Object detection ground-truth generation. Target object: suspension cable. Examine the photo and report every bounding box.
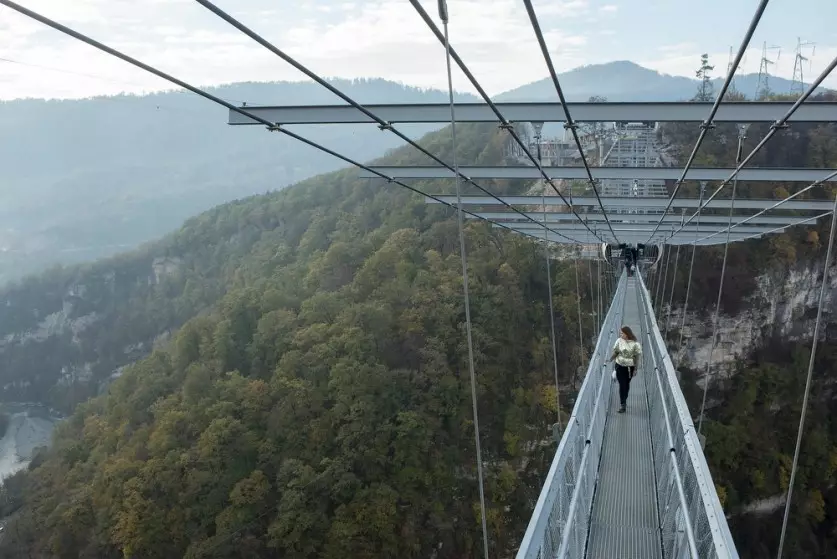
[646,0,768,242]
[736,211,834,243]
[194,0,581,245]
[438,3,489,557]
[597,257,603,337]
[668,54,837,242]
[574,245,586,383]
[776,195,837,559]
[658,234,673,314]
[407,0,609,244]
[521,0,620,243]
[588,257,598,336]
[663,210,687,340]
[676,183,707,366]
[541,160,562,432]
[654,243,669,311]
[651,248,662,307]
[697,129,746,436]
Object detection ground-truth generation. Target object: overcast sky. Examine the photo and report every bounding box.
[1,0,836,101]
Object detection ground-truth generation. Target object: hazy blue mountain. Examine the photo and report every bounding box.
[501,60,818,101]
[0,79,476,284]
[1,61,819,285]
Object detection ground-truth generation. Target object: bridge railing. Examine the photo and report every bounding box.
[636,273,739,559]
[516,271,626,559]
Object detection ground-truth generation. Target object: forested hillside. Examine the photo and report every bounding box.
[2,91,837,557]
[0,122,599,558]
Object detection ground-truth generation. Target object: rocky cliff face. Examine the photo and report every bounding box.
[0,254,186,411]
[667,260,837,376]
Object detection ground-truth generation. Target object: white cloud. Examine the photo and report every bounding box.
[1,0,835,101]
[658,42,698,55]
[536,0,590,18]
[0,0,596,100]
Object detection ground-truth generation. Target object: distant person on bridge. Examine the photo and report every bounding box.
[609,326,642,413]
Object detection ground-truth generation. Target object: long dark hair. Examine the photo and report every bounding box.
[621,326,637,341]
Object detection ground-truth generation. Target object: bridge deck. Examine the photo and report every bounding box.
[586,278,662,559]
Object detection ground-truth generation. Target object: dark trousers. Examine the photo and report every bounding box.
[615,364,634,406]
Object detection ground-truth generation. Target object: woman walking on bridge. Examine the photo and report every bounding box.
[609,326,642,414]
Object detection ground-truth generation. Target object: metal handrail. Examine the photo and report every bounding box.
[516,271,626,559]
[635,280,700,557]
[555,361,609,558]
[636,272,739,558]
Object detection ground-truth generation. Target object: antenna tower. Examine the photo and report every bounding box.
[755,41,781,99]
[790,37,816,95]
[726,46,748,97]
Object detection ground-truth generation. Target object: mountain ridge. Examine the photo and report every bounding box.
[0,59,824,288]
[500,60,823,101]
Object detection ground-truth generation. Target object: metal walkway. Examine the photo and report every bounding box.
[517,270,738,559]
[586,278,662,559]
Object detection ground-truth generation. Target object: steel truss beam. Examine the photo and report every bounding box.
[521,230,770,245]
[500,223,783,234]
[466,212,814,226]
[360,166,837,182]
[425,196,834,211]
[228,101,837,125]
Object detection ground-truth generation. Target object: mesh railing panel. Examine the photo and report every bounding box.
[636,274,739,559]
[516,272,627,559]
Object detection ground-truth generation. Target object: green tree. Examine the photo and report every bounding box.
[695,53,715,101]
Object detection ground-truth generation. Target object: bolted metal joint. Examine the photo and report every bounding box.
[563,121,578,131]
[267,123,282,132]
[498,121,514,131]
[377,121,393,131]
[771,121,790,131]
[699,120,716,131]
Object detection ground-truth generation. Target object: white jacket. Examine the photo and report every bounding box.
[613,338,641,367]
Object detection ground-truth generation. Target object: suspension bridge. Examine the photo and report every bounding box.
[4,0,837,557]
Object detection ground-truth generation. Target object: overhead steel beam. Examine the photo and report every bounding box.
[466,212,814,226]
[425,196,835,211]
[498,223,780,234]
[522,230,769,243]
[500,227,771,240]
[228,101,837,125]
[506,225,765,236]
[360,166,837,182]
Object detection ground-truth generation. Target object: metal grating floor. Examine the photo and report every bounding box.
[586,278,662,559]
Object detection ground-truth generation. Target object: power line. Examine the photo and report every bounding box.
[407,0,608,245]
[646,0,770,243]
[194,0,579,245]
[521,0,619,244]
